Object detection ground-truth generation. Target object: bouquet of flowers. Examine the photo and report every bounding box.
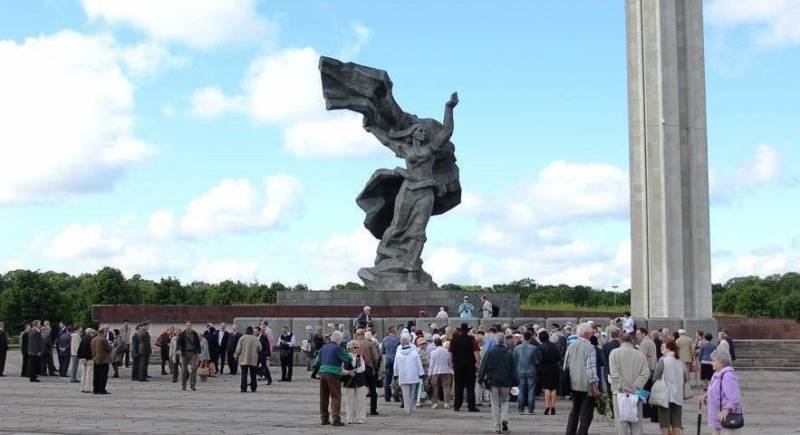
[594,394,611,416]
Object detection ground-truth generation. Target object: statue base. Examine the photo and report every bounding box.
[357,267,437,291]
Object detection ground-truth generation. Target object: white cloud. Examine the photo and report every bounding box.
[179,175,303,237]
[120,41,183,76]
[460,161,627,230]
[284,112,381,157]
[43,223,125,259]
[707,0,800,47]
[191,259,261,284]
[82,0,273,50]
[521,161,628,222]
[339,23,372,60]
[161,105,175,118]
[740,144,779,185]
[303,228,377,286]
[190,86,245,118]
[147,210,175,240]
[713,249,798,283]
[4,259,26,271]
[0,30,156,205]
[425,247,471,283]
[191,46,381,158]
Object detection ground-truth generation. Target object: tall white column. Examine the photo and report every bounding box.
[626,0,713,323]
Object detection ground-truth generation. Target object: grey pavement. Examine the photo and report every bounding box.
[0,352,795,435]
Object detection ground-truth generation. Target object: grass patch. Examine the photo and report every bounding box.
[521,301,630,313]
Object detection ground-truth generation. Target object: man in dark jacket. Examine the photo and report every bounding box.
[226,325,242,375]
[130,324,141,381]
[27,321,44,382]
[57,327,72,377]
[213,323,229,374]
[257,327,272,384]
[478,334,518,433]
[0,322,8,376]
[177,321,201,391]
[138,323,152,381]
[20,324,30,377]
[449,323,481,412]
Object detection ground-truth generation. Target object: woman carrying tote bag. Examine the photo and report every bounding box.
[698,348,744,434]
[652,340,687,435]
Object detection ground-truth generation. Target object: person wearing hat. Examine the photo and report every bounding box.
[458,296,474,319]
[449,323,481,412]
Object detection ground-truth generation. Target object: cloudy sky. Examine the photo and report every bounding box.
[1,0,798,289]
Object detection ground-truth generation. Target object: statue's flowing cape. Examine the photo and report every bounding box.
[319,56,461,239]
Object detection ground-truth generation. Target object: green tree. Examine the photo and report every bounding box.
[0,270,67,333]
[209,280,247,305]
[329,281,367,291]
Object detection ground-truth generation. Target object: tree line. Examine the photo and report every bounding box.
[1,267,798,334]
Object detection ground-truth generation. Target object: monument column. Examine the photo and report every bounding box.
[625,0,714,331]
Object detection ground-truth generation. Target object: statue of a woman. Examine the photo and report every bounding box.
[319,56,462,291]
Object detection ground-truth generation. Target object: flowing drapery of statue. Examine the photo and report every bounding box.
[319,56,461,291]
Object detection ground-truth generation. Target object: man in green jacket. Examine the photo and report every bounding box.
[314,330,353,426]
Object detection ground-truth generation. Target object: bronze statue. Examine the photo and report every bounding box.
[319,56,461,290]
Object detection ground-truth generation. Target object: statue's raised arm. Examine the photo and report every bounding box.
[433,92,458,149]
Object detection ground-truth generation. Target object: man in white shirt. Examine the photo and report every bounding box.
[621,312,635,335]
[435,307,449,323]
[481,295,493,319]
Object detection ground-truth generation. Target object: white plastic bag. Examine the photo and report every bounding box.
[617,393,640,423]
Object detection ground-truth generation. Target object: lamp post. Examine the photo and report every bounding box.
[612,284,619,307]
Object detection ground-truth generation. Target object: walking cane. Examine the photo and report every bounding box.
[696,401,702,435]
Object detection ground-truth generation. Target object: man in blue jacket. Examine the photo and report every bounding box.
[513,331,541,415]
[381,326,401,402]
[479,334,518,434]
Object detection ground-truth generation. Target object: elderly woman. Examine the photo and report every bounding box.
[698,349,743,434]
[110,329,124,378]
[653,340,688,435]
[342,340,367,424]
[393,334,424,414]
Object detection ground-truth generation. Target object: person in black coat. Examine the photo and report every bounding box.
[0,322,9,376]
[20,324,30,377]
[213,324,229,374]
[227,325,242,375]
[204,325,219,373]
[130,325,141,381]
[256,327,272,384]
[27,321,45,382]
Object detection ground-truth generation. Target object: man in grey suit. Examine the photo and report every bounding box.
[27,320,44,382]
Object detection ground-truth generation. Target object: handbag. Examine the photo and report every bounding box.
[649,379,669,408]
[683,381,694,400]
[719,372,744,429]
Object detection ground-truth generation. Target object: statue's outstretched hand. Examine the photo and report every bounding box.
[447,92,459,108]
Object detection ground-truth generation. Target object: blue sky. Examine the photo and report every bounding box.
[1,0,798,290]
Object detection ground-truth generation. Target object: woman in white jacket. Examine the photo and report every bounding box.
[654,340,688,435]
[393,334,424,414]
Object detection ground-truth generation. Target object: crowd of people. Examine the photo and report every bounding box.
[309,306,745,435]
[1,300,746,435]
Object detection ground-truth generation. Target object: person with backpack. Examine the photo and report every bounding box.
[481,295,497,319]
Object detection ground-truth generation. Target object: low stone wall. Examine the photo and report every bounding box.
[92,305,800,340]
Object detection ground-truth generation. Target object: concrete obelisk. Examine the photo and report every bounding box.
[625,0,715,332]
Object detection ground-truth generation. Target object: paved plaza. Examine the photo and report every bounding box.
[0,353,796,435]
